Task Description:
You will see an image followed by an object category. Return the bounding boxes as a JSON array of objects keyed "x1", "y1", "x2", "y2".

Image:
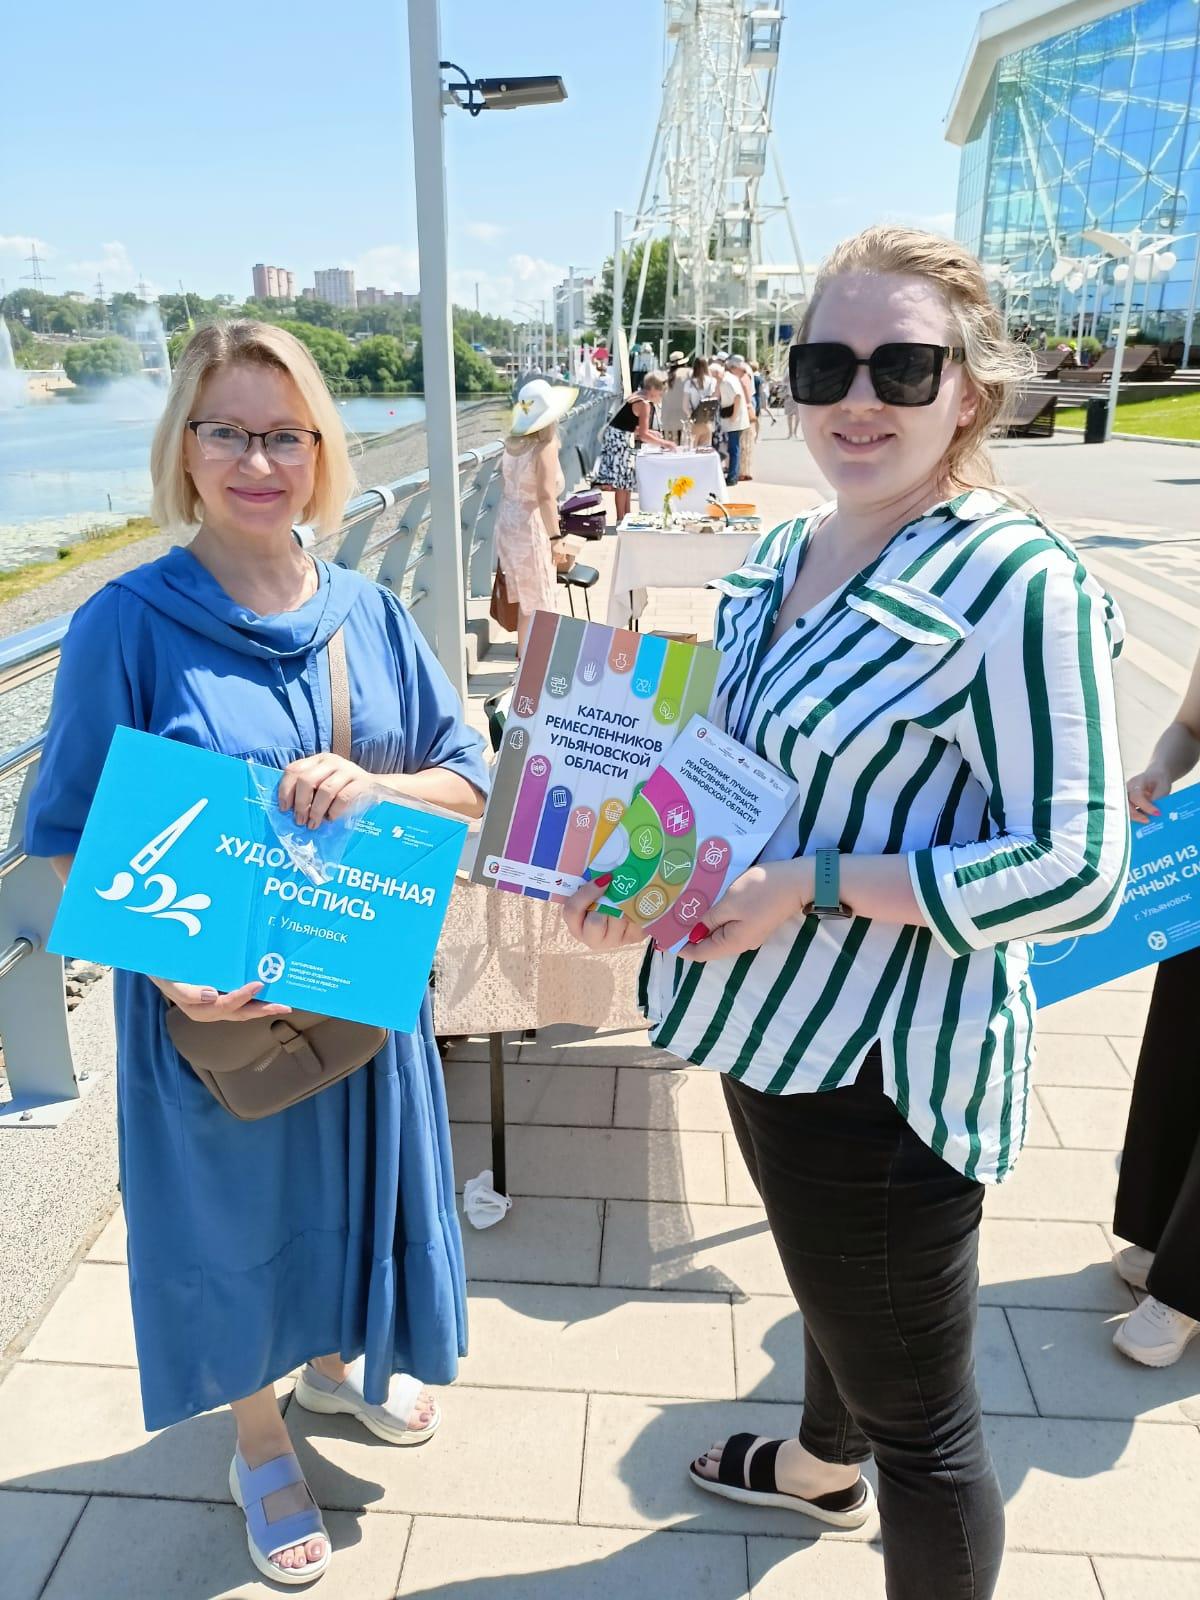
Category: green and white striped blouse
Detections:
[{"x1": 641, "y1": 488, "x2": 1130, "y2": 1184}]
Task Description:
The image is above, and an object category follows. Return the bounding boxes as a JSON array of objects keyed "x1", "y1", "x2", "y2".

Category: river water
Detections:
[{"x1": 0, "y1": 390, "x2": 430, "y2": 571}]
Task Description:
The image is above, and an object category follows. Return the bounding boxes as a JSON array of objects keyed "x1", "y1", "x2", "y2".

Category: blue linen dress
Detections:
[{"x1": 24, "y1": 547, "x2": 488, "y2": 1430}]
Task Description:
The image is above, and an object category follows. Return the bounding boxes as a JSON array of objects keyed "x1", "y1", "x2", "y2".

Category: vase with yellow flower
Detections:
[{"x1": 662, "y1": 474, "x2": 695, "y2": 530}]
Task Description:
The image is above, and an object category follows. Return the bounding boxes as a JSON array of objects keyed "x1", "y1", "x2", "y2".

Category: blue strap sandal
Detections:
[{"x1": 228, "y1": 1448, "x2": 331, "y2": 1586}]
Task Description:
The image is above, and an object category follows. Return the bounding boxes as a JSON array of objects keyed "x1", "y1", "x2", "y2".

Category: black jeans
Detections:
[
  {"x1": 1114, "y1": 946, "x2": 1200, "y2": 1320},
  {"x1": 723, "y1": 1048, "x2": 1005, "y2": 1600}
]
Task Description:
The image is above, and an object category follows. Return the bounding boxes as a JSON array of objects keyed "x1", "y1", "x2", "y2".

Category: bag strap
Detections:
[{"x1": 327, "y1": 626, "x2": 352, "y2": 759}]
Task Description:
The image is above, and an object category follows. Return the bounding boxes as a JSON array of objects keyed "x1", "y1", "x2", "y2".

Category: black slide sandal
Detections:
[{"x1": 688, "y1": 1433, "x2": 876, "y2": 1528}]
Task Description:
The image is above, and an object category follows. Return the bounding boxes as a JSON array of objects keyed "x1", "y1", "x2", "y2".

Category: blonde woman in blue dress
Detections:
[{"x1": 26, "y1": 321, "x2": 488, "y2": 1586}]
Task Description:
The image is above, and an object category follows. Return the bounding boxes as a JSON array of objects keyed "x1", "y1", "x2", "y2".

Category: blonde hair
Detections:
[
  {"x1": 150, "y1": 320, "x2": 355, "y2": 534},
  {"x1": 505, "y1": 422, "x2": 557, "y2": 457},
  {"x1": 799, "y1": 225, "x2": 1036, "y2": 493}
]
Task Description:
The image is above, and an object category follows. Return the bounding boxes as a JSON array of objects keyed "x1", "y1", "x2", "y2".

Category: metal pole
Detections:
[
  {"x1": 612, "y1": 210, "x2": 624, "y2": 385},
  {"x1": 567, "y1": 264, "x2": 575, "y2": 375},
  {"x1": 1105, "y1": 251, "x2": 1138, "y2": 442},
  {"x1": 630, "y1": 227, "x2": 654, "y2": 353},
  {"x1": 773, "y1": 296, "x2": 782, "y2": 373},
  {"x1": 661, "y1": 231, "x2": 676, "y2": 365},
  {"x1": 540, "y1": 299, "x2": 546, "y2": 372},
  {"x1": 406, "y1": 0, "x2": 467, "y2": 701},
  {"x1": 1182, "y1": 241, "x2": 1200, "y2": 369}
]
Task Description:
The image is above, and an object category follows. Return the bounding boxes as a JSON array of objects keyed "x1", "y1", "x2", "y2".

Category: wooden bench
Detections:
[{"x1": 1072, "y1": 344, "x2": 1178, "y2": 384}]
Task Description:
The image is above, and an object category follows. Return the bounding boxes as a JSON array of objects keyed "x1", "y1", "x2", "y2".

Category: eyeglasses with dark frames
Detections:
[
  {"x1": 789, "y1": 342, "x2": 966, "y2": 408},
  {"x1": 187, "y1": 420, "x2": 322, "y2": 465}
]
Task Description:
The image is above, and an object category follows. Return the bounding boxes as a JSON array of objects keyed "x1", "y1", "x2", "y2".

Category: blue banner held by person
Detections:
[
  {"x1": 1030, "y1": 781, "x2": 1200, "y2": 1007},
  {"x1": 49, "y1": 727, "x2": 466, "y2": 1032}
]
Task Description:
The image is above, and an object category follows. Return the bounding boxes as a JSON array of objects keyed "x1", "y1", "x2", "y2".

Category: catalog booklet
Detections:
[
  {"x1": 1030, "y1": 780, "x2": 1200, "y2": 1006},
  {"x1": 593, "y1": 716, "x2": 799, "y2": 953},
  {"x1": 472, "y1": 611, "x2": 722, "y2": 899},
  {"x1": 49, "y1": 726, "x2": 466, "y2": 1031}
]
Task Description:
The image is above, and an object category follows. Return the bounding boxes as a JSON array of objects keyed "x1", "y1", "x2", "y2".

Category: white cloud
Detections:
[
  {"x1": 0, "y1": 234, "x2": 54, "y2": 259},
  {"x1": 354, "y1": 243, "x2": 568, "y2": 318},
  {"x1": 462, "y1": 221, "x2": 505, "y2": 242},
  {"x1": 69, "y1": 240, "x2": 134, "y2": 281},
  {"x1": 63, "y1": 240, "x2": 163, "y2": 296},
  {"x1": 354, "y1": 245, "x2": 421, "y2": 292}
]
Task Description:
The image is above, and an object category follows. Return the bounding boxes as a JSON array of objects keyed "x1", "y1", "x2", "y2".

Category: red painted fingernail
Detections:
[
  {"x1": 688, "y1": 922, "x2": 712, "y2": 944},
  {"x1": 593, "y1": 873, "x2": 613, "y2": 889}
]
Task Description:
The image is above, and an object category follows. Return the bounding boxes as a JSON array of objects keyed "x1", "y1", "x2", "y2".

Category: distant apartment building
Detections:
[
  {"x1": 314, "y1": 268, "x2": 356, "y2": 308},
  {"x1": 555, "y1": 274, "x2": 596, "y2": 338},
  {"x1": 356, "y1": 286, "x2": 420, "y2": 309},
  {"x1": 252, "y1": 263, "x2": 296, "y2": 301}
]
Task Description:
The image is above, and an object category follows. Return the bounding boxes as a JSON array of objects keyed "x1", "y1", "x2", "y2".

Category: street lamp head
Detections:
[
  {"x1": 476, "y1": 75, "x2": 566, "y2": 109},
  {"x1": 440, "y1": 63, "x2": 566, "y2": 115}
]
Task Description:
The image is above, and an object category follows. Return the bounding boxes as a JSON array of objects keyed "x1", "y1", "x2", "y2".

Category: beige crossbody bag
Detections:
[{"x1": 166, "y1": 627, "x2": 388, "y2": 1120}]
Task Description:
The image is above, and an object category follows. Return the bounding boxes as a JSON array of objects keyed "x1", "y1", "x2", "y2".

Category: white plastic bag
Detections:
[{"x1": 462, "y1": 1169, "x2": 512, "y2": 1230}]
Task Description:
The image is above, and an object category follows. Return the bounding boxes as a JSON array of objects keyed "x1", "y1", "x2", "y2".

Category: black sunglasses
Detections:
[{"x1": 789, "y1": 342, "x2": 966, "y2": 407}]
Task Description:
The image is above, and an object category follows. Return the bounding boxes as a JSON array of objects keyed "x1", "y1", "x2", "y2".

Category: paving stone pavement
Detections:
[{"x1": 4, "y1": 456, "x2": 1200, "y2": 1598}]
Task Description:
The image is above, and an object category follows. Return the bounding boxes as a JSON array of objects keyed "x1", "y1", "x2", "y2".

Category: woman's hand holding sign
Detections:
[
  {"x1": 1128, "y1": 766, "x2": 1171, "y2": 824},
  {"x1": 149, "y1": 978, "x2": 292, "y2": 1023},
  {"x1": 277, "y1": 753, "x2": 380, "y2": 829},
  {"x1": 679, "y1": 862, "x2": 807, "y2": 962}
]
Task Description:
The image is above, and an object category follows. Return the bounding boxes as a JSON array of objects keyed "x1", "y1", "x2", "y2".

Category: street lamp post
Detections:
[
  {"x1": 407, "y1": 1, "x2": 467, "y2": 699},
  {"x1": 1084, "y1": 227, "x2": 1179, "y2": 440},
  {"x1": 1183, "y1": 241, "x2": 1200, "y2": 370},
  {"x1": 612, "y1": 210, "x2": 625, "y2": 387},
  {"x1": 405, "y1": 6, "x2": 566, "y2": 699}
]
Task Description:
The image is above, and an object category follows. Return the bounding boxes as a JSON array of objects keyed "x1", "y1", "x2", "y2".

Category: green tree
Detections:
[
  {"x1": 62, "y1": 336, "x2": 143, "y2": 387},
  {"x1": 403, "y1": 334, "x2": 505, "y2": 394},
  {"x1": 348, "y1": 334, "x2": 406, "y2": 390},
  {"x1": 277, "y1": 320, "x2": 354, "y2": 388},
  {"x1": 589, "y1": 238, "x2": 669, "y2": 333},
  {"x1": 48, "y1": 303, "x2": 82, "y2": 335},
  {"x1": 167, "y1": 330, "x2": 190, "y2": 366},
  {"x1": 288, "y1": 298, "x2": 341, "y2": 329}
]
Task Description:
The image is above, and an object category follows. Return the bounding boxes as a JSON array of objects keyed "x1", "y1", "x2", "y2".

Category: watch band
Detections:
[{"x1": 803, "y1": 847, "x2": 853, "y2": 920}]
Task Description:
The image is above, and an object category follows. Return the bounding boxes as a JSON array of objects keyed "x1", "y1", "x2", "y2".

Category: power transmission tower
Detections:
[{"x1": 22, "y1": 243, "x2": 55, "y2": 331}]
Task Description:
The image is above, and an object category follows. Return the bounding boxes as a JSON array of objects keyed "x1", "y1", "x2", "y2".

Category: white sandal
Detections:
[
  {"x1": 229, "y1": 1448, "x2": 331, "y2": 1586},
  {"x1": 294, "y1": 1359, "x2": 440, "y2": 1446}
]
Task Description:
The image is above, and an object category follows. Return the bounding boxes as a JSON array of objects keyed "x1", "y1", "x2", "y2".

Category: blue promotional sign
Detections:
[
  {"x1": 1030, "y1": 781, "x2": 1200, "y2": 1006},
  {"x1": 49, "y1": 727, "x2": 467, "y2": 1032}
]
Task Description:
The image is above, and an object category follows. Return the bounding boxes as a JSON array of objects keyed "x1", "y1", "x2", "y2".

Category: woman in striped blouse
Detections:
[{"x1": 566, "y1": 225, "x2": 1129, "y2": 1600}]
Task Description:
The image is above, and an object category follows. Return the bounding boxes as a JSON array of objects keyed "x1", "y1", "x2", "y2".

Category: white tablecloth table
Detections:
[
  {"x1": 635, "y1": 448, "x2": 725, "y2": 515},
  {"x1": 606, "y1": 522, "x2": 758, "y2": 628}
]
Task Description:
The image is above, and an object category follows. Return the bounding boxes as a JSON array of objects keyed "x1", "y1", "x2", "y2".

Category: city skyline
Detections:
[{"x1": 4, "y1": 0, "x2": 972, "y2": 317}]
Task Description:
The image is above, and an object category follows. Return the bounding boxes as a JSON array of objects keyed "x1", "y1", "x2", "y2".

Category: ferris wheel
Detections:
[{"x1": 619, "y1": 1, "x2": 808, "y2": 366}]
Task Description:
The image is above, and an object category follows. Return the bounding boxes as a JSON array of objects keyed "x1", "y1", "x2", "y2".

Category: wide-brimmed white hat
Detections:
[{"x1": 510, "y1": 379, "x2": 578, "y2": 437}]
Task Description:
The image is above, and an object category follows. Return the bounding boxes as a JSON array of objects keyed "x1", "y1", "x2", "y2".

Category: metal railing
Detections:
[{"x1": 0, "y1": 386, "x2": 613, "y2": 1127}]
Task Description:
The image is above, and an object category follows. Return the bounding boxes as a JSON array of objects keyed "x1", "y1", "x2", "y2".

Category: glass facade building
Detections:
[{"x1": 951, "y1": 0, "x2": 1200, "y2": 343}]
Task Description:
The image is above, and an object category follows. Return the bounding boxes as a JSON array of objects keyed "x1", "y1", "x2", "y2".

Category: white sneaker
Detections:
[
  {"x1": 1113, "y1": 1295, "x2": 1199, "y2": 1368},
  {"x1": 1112, "y1": 1244, "x2": 1155, "y2": 1292}
]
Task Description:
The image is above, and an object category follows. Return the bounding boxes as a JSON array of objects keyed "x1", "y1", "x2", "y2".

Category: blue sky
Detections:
[{"x1": 4, "y1": 0, "x2": 978, "y2": 317}]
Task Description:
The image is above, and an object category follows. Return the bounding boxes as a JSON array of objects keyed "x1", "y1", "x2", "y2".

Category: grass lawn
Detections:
[
  {"x1": 0, "y1": 517, "x2": 159, "y2": 602},
  {"x1": 1056, "y1": 389, "x2": 1200, "y2": 439}
]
